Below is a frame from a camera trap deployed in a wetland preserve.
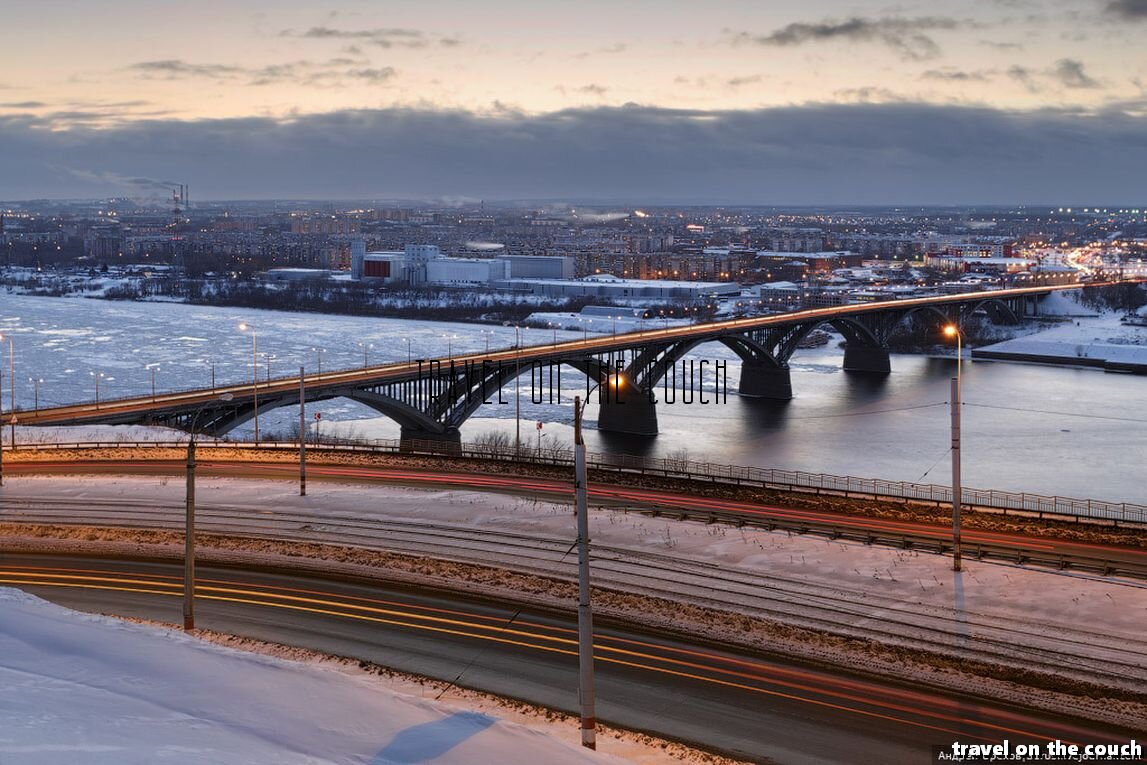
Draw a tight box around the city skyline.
[2,0,1146,202]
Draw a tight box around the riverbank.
[973,309,1147,374]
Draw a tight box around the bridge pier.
[399,426,462,454]
[737,361,793,400]
[596,388,659,436]
[843,345,891,374]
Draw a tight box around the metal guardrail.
[10,437,1147,527]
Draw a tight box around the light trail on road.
[2,556,1135,764]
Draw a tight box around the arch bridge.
[14,285,1069,444]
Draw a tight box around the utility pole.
[184,432,197,630]
[299,366,306,497]
[951,376,962,572]
[573,396,596,750]
[0,369,4,487]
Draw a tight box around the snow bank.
[0,587,620,765]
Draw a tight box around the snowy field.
[5,473,1147,719]
[0,586,640,765]
[977,299,1147,367]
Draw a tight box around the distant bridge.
[10,283,1112,444]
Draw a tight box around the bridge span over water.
[9,283,1100,443]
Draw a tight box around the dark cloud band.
[1,103,1144,204]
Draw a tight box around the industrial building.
[351,242,570,287]
[499,273,740,300]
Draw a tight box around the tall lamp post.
[514,326,523,458]
[0,333,13,447]
[943,324,963,572]
[185,392,234,630]
[146,363,160,401]
[29,377,42,413]
[238,323,259,444]
[90,371,105,408]
[572,395,596,750]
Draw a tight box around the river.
[1,294,1144,503]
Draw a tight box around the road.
[2,554,1137,765]
[7,457,1147,576]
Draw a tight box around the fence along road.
[9,437,1147,528]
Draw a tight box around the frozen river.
[2,293,1145,503]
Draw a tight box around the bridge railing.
[12,435,1147,526]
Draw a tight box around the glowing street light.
[0,333,13,447]
[238,323,259,445]
[28,377,42,413]
[90,371,105,408]
[943,323,963,572]
[146,363,160,401]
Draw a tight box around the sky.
[1,0,1146,204]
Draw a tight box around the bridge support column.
[596,388,658,436]
[737,362,793,400]
[399,426,462,454]
[843,345,891,374]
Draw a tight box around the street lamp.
[185,392,234,630]
[359,342,373,368]
[29,377,42,413]
[0,333,13,447]
[572,395,596,750]
[90,371,105,408]
[401,337,412,364]
[238,323,259,445]
[205,359,216,393]
[146,363,160,401]
[943,324,963,572]
[514,326,523,457]
[313,347,324,375]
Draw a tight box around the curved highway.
[2,554,1138,765]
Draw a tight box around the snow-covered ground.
[4,473,1146,728]
[0,586,647,765]
[976,309,1147,367]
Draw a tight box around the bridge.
[9,283,1103,444]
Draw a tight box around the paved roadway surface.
[2,555,1138,765]
[7,458,1147,574]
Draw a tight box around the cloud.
[1007,65,1041,92]
[0,101,48,109]
[1105,0,1147,19]
[921,69,991,82]
[726,75,763,87]
[128,60,245,79]
[127,58,397,89]
[282,26,457,49]
[734,16,967,60]
[345,67,397,83]
[2,103,1146,204]
[1051,58,1100,89]
[576,84,608,96]
[979,40,1024,50]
